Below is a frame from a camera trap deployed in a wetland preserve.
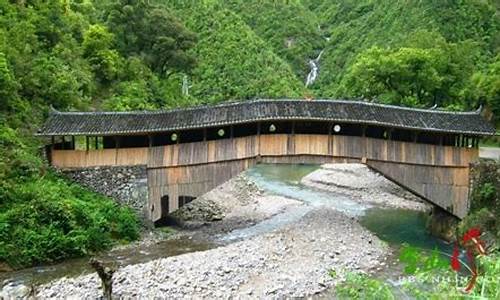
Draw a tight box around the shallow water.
[0,237,213,286]
[246,164,370,216]
[360,208,451,252]
[221,164,370,241]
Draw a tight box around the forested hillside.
[0,0,499,268]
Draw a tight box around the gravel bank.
[171,174,302,238]
[36,209,388,299]
[302,164,430,211]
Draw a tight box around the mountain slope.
[225,0,325,80]
[306,0,499,98]
[167,2,305,103]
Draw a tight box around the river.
[1,163,452,296]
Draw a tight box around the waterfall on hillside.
[305,50,324,87]
[182,75,191,96]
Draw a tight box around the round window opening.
[217,129,225,137]
[171,133,178,141]
[269,124,276,132]
[333,125,341,133]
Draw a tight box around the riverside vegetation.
[0,0,499,296]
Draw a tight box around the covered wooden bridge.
[37,99,496,221]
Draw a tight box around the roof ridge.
[53,99,481,116]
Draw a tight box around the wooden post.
[230,125,234,139]
[62,136,65,150]
[71,136,75,150]
[86,136,89,151]
[51,136,55,150]
[203,128,207,142]
[148,135,153,147]
[95,136,99,150]
[89,258,115,300]
[413,132,418,143]
[362,126,366,137]
[257,122,261,161]
[291,121,295,135]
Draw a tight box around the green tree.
[341,46,444,107]
[82,24,123,83]
[0,52,19,111]
[23,55,87,109]
[340,32,480,109]
[105,0,196,76]
[472,55,500,125]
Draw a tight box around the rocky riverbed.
[36,209,388,299]
[7,163,429,299]
[170,175,302,239]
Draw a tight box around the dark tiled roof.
[37,99,496,136]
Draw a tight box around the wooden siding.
[52,135,477,169]
[51,148,148,168]
[367,161,470,218]
[50,134,479,220]
[147,159,256,221]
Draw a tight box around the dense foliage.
[0,0,498,268]
[0,121,139,268]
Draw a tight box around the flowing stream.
[233,164,448,250]
[1,164,451,290]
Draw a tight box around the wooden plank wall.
[50,134,479,220]
[147,159,256,221]
[367,161,470,218]
[51,148,148,168]
[52,135,476,169]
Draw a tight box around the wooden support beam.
[148,135,153,148]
